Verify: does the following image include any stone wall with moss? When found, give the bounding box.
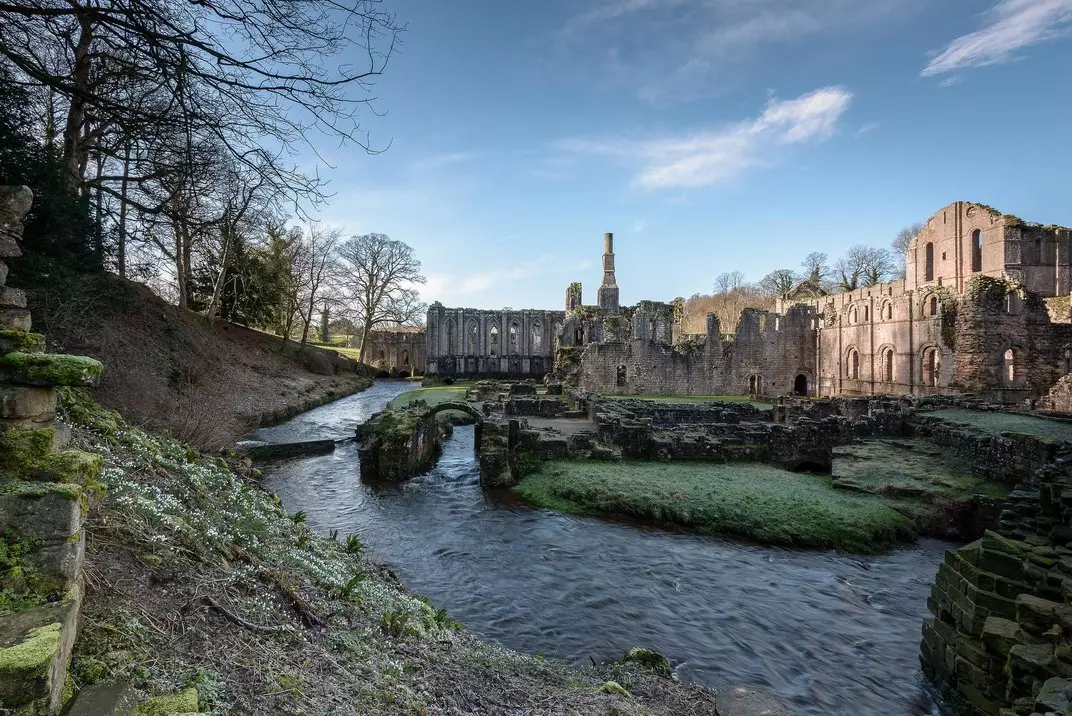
[0,186,104,714]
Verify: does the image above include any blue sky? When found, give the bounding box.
[315,0,1072,310]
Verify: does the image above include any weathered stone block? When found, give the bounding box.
[1034,676,1072,713]
[980,549,1026,581]
[0,352,102,387]
[1017,594,1072,636]
[0,580,81,712]
[0,385,56,421]
[0,308,31,332]
[64,681,139,716]
[983,616,1024,658]
[0,481,82,541]
[0,287,25,309]
[0,330,44,354]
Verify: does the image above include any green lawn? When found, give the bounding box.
[927,408,1072,443]
[387,384,469,410]
[601,394,774,409]
[513,460,917,553]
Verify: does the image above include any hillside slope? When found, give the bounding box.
[27,273,371,448]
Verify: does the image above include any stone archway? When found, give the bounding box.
[793,374,808,396]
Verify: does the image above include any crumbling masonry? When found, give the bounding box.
[424,202,1072,405]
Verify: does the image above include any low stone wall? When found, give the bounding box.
[504,396,569,418]
[909,414,1055,485]
[0,186,104,714]
[921,447,1072,716]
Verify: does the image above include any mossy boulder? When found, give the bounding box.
[0,427,101,482]
[622,647,671,676]
[0,589,79,712]
[0,331,44,355]
[0,352,102,387]
[599,680,630,697]
[134,687,200,715]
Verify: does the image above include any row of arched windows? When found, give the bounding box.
[442,319,544,356]
[844,346,940,387]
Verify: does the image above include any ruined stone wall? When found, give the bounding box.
[730,306,817,397]
[0,186,104,713]
[921,450,1072,716]
[425,303,564,378]
[365,328,426,376]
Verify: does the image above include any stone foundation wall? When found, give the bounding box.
[0,186,104,714]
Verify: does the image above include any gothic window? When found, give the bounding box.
[929,295,939,317]
[924,242,935,282]
[971,230,982,273]
[1004,348,1025,387]
[509,322,520,353]
[467,322,478,354]
[531,321,543,353]
[922,347,940,387]
[846,348,860,380]
[445,320,456,355]
[881,347,894,383]
[489,326,499,356]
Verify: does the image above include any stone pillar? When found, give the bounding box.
[597,232,620,314]
[0,186,104,714]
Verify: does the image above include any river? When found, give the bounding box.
[253,381,948,716]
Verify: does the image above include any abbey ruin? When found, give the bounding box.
[423,201,1072,405]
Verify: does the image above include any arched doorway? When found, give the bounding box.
[793,374,808,396]
[748,374,764,395]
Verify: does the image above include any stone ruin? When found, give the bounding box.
[0,186,104,713]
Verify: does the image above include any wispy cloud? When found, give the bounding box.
[922,0,1072,77]
[556,87,853,189]
[854,122,881,138]
[551,0,913,100]
[409,152,480,173]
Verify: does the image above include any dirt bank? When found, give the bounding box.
[27,273,371,449]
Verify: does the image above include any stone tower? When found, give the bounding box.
[596,232,619,314]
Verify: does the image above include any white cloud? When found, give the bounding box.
[552,0,913,100]
[854,122,881,138]
[557,86,853,189]
[922,0,1072,76]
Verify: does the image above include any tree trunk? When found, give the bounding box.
[62,17,93,192]
[319,303,330,343]
[173,225,188,310]
[280,302,295,351]
[358,318,373,364]
[117,143,130,278]
[93,152,104,261]
[207,224,233,326]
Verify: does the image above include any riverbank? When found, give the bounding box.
[28,273,373,451]
[62,389,716,715]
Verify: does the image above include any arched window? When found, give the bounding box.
[881,301,892,320]
[531,321,543,353]
[445,320,456,355]
[1004,348,1025,387]
[846,348,860,380]
[848,306,858,324]
[401,350,410,366]
[616,364,627,387]
[971,230,982,273]
[922,347,940,387]
[489,325,499,356]
[467,322,478,354]
[924,242,935,282]
[509,322,519,353]
[863,306,870,322]
[880,347,894,383]
[928,295,939,317]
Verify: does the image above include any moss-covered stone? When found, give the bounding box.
[0,331,44,355]
[0,621,61,707]
[0,353,102,388]
[58,388,122,437]
[622,647,671,676]
[0,427,55,477]
[133,687,199,715]
[599,681,630,697]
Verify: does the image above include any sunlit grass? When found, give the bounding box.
[927,408,1072,443]
[513,460,917,553]
[387,385,469,410]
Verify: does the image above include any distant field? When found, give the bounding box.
[513,460,916,553]
[927,408,1072,443]
[601,394,774,409]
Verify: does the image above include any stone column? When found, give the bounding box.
[597,232,620,314]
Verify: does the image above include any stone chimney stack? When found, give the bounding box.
[597,232,619,313]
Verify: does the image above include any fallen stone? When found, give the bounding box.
[1035,677,1072,713]
[63,681,139,716]
[714,685,795,716]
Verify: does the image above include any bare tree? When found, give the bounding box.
[295,225,341,351]
[714,271,747,294]
[758,269,798,298]
[336,233,425,364]
[800,252,829,284]
[834,245,897,292]
[892,222,925,261]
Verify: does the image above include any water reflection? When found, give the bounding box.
[257,382,945,716]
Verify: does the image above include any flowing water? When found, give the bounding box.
[253,381,948,716]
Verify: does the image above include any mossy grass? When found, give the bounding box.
[387,385,468,410]
[513,460,917,553]
[926,408,1072,444]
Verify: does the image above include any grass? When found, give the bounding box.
[832,439,1009,500]
[601,394,774,409]
[926,408,1072,443]
[513,460,917,553]
[387,384,469,410]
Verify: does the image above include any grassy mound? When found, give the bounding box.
[513,461,918,553]
[62,389,712,714]
[387,384,468,409]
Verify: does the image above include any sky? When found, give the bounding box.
[312,0,1072,311]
